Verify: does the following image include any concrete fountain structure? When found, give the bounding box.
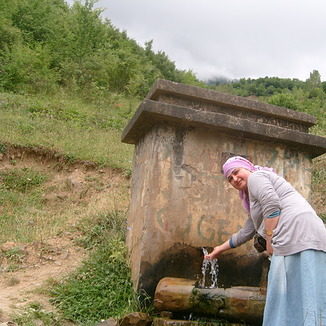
[121,79,326,324]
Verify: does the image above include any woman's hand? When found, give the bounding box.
[265,216,278,255]
[266,237,273,255]
[204,240,232,260]
[204,245,223,260]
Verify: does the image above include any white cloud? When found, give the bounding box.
[69,0,326,81]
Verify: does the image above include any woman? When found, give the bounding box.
[205,156,326,326]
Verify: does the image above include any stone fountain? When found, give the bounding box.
[121,79,326,324]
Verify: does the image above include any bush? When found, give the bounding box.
[267,93,299,111]
[0,43,59,94]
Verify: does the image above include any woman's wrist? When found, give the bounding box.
[265,230,273,236]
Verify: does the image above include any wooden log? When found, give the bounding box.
[154,277,266,324]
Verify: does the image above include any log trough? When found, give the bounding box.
[154,277,266,325]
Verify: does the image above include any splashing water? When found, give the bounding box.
[198,247,219,288]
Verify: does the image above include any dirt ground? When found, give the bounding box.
[0,146,130,324]
[0,235,87,323]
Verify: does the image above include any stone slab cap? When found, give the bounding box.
[146,79,316,131]
[121,80,326,158]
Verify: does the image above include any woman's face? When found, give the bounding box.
[228,167,252,191]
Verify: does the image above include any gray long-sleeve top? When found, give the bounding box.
[230,170,326,256]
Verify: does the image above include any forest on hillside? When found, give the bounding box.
[1,0,326,110]
[1,0,326,139]
[0,0,203,99]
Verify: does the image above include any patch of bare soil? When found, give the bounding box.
[0,145,130,324]
[0,235,87,323]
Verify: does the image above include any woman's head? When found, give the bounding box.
[222,156,276,212]
[223,156,275,212]
[222,156,255,180]
[227,167,252,191]
[222,156,254,191]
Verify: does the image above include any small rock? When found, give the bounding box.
[34,319,45,326]
[60,251,69,260]
[160,311,173,318]
[1,242,17,252]
[66,176,83,189]
[120,312,152,326]
[96,318,119,326]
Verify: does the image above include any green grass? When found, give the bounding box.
[0,92,136,172]
[12,302,63,326]
[0,167,47,192]
[50,211,151,325]
[0,167,49,242]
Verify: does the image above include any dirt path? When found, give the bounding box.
[0,235,88,323]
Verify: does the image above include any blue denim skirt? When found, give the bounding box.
[263,250,326,326]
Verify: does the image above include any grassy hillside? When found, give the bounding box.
[0,92,136,171]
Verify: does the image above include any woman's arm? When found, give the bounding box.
[205,215,257,260]
[248,172,282,254]
[265,215,280,254]
[248,172,281,218]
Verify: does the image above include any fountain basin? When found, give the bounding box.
[154,277,266,325]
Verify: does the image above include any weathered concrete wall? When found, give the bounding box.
[122,79,326,297]
[126,123,312,295]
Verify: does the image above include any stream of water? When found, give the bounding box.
[198,247,219,288]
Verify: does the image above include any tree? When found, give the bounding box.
[267,93,299,111]
[306,70,322,90]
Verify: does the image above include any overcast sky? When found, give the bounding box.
[72,0,326,82]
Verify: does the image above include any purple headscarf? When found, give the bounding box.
[222,156,276,212]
